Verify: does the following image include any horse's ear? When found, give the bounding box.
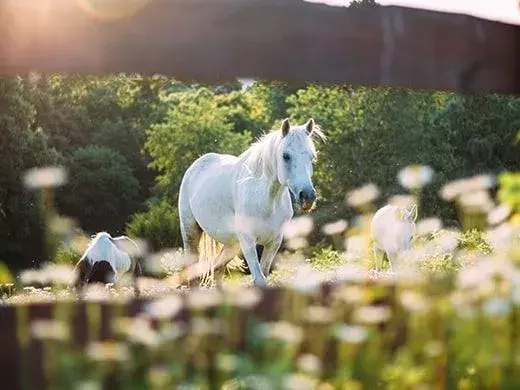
[281,118,291,137]
[306,118,315,135]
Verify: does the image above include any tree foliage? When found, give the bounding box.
[57,147,140,234]
[0,77,60,270]
[145,88,252,200]
[1,72,519,267]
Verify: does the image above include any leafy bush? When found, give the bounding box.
[53,243,82,266]
[125,199,181,252]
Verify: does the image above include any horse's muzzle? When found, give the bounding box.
[298,188,317,212]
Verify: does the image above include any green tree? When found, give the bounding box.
[145,88,252,200]
[0,77,60,270]
[57,147,140,233]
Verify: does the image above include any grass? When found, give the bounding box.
[3,169,520,389]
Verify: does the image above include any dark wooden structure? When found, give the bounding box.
[1,0,519,94]
[1,0,520,388]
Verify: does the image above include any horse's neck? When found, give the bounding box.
[269,180,287,202]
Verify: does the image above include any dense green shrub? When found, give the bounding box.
[125,199,181,252]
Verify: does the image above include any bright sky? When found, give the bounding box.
[305,0,520,25]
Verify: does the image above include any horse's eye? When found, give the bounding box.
[283,153,290,162]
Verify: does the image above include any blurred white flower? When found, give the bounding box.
[23,166,67,189]
[117,317,160,348]
[397,164,434,190]
[144,294,183,319]
[31,320,69,341]
[191,317,225,336]
[487,204,512,226]
[346,183,380,208]
[289,263,324,295]
[333,324,368,344]
[223,285,262,308]
[227,214,261,235]
[486,223,513,252]
[283,216,314,239]
[296,354,322,375]
[424,340,444,358]
[353,305,392,324]
[440,174,495,202]
[415,218,442,236]
[285,237,309,250]
[76,381,101,390]
[482,298,510,317]
[282,373,317,390]
[334,286,366,307]
[216,353,240,372]
[263,321,304,344]
[20,269,45,286]
[344,235,369,261]
[303,305,335,323]
[48,216,76,236]
[458,190,494,213]
[186,288,222,310]
[83,284,111,302]
[87,341,130,362]
[42,263,75,285]
[321,219,348,236]
[333,264,368,284]
[399,290,430,312]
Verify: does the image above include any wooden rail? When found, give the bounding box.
[0,282,403,390]
[1,0,519,94]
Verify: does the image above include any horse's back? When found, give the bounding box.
[371,205,413,252]
[182,152,238,192]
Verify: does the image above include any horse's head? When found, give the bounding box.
[86,260,116,284]
[277,118,323,212]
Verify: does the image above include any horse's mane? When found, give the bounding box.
[239,122,325,180]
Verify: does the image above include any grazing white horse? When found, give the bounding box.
[371,204,417,271]
[176,118,324,286]
[72,232,142,295]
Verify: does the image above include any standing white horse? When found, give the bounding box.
[176,118,324,286]
[72,232,143,296]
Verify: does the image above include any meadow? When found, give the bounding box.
[2,165,520,390]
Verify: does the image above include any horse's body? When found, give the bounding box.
[72,232,142,295]
[178,118,323,286]
[371,204,417,271]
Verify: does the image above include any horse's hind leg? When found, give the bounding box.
[178,183,202,258]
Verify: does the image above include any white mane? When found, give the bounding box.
[239,123,324,180]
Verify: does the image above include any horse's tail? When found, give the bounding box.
[197,231,222,286]
[196,232,245,287]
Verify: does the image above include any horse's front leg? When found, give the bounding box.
[237,235,267,287]
[260,237,283,276]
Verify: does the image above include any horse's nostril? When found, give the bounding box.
[298,191,305,202]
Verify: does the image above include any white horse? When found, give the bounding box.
[371,204,417,271]
[72,232,143,296]
[176,118,324,286]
